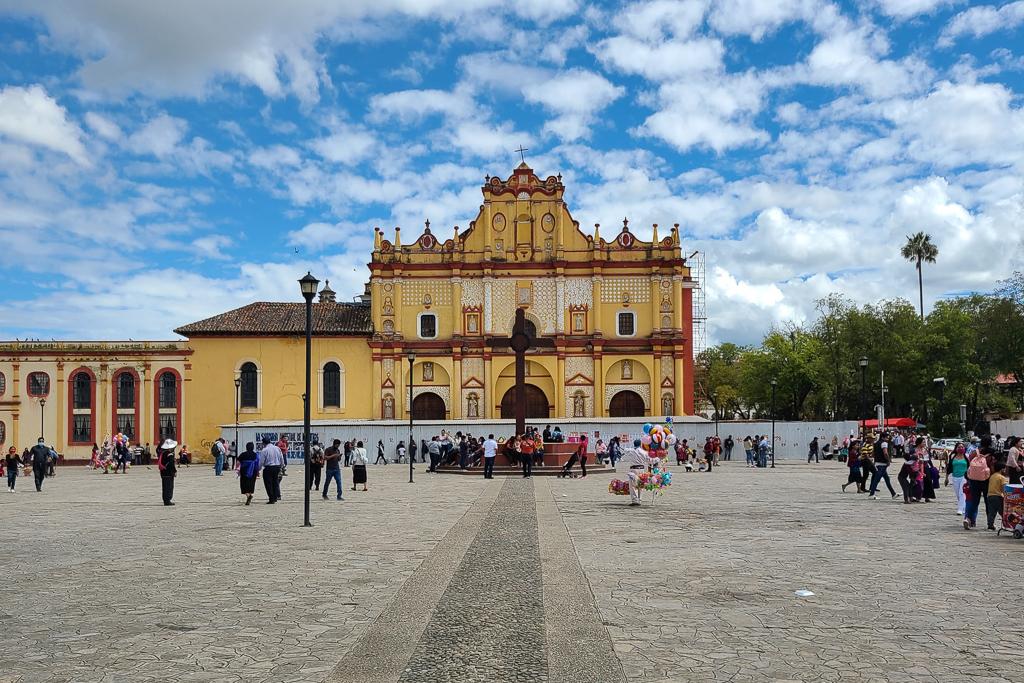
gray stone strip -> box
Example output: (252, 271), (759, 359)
(398, 478), (547, 683)
(324, 479), (503, 683)
(535, 478), (627, 683)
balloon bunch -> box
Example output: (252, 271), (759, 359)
(635, 469), (673, 495)
(640, 417), (678, 460)
(113, 432), (130, 448)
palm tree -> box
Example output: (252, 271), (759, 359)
(901, 232), (939, 319)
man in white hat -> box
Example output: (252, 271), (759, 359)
(622, 438), (658, 506)
(158, 439), (178, 505)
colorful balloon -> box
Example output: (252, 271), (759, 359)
(642, 423), (653, 434)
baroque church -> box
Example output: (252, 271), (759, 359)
(0, 164), (698, 458)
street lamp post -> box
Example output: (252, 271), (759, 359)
(407, 351), (416, 484)
(39, 397), (46, 440)
(859, 357), (868, 441)
(299, 271), (320, 528)
(234, 377), (241, 468)
(933, 377), (946, 437)
(770, 378), (777, 469)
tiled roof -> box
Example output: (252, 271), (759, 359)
(174, 302), (372, 337)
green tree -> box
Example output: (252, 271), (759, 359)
(900, 232), (939, 320)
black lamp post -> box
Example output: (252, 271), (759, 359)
(234, 377), (241, 467)
(39, 397), (46, 440)
(859, 356), (868, 441)
(299, 271), (319, 528)
(407, 350), (416, 484)
(770, 378), (777, 468)
(933, 377), (946, 437)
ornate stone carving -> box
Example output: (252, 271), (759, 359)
(564, 277), (592, 307)
(564, 356), (594, 382)
(605, 383), (650, 409)
(412, 386), (449, 408)
(490, 279), (516, 334)
(401, 279), (451, 306)
(533, 278), (556, 334)
(564, 387), (593, 417)
(660, 355), (673, 383)
(461, 279), (483, 307)
(461, 357), (484, 383)
(601, 276), (650, 304)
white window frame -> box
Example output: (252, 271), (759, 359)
(417, 312), (438, 339)
(235, 359), (262, 413)
(318, 358), (346, 412)
(616, 310), (637, 338)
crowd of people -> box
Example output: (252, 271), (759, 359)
(838, 431), (1023, 531)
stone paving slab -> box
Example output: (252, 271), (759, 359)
(0, 466), (488, 683)
(555, 461), (1024, 682)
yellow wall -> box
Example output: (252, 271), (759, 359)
(185, 336), (373, 453)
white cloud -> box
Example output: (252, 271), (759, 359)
(127, 114), (188, 157)
(368, 88), (477, 124)
(521, 69), (624, 141)
(938, 1), (1024, 46)
(709, 0), (824, 40)
(798, 27), (933, 98)
(595, 35), (724, 80)
(0, 85), (89, 164)
(873, 0), (957, 18)
(614, 0), (709, 39)
(309, 125), (378, 166)
(83, 112), (122, 141)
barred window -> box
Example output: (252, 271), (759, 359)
(323, 362), (341, 408)
(159, 372), (177, 409)
(117, 373), (135, 409)
(28, 372), (49, 397)
(240, 362), (258, 408)
(72, 373), (92, 410)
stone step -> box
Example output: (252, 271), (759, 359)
(435, 465), (618, 477)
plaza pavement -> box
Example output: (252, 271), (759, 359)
(1, 459), (1021, 682)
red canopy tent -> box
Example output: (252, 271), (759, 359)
(859, 417), (918, 428)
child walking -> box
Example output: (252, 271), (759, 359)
(986, 467), (1008, 531)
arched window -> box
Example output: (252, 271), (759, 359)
(0, 419), (6, 445)
(73, 372), (92, 410)
(0, 371), (6, 397)
(69, 369), (95, 444)
(323, 362), (341, 408)
(240, 362), (258, 408)
(27, 372), (49, 397)
(159, 372), (177, 409)
(117, 373), (136, 409)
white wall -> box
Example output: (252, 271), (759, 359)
(220, 418), (859, 462)
(991, 420), (1024, 437)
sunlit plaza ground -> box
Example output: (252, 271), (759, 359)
(2, 460), (1021, 683)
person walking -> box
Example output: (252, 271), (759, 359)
(808, 437), (820, 463)
(623, 439), (656, 506)
(1005, 437), (1021, 485)
(559, 436), (588, 478)
(258, 437), (285, 504)
(841, 439), (862, 493)
(6, 446), (19, 492)
(986, 466), (1008, 531)
(350, 440), (368, 492)
(482, 434), (497, 479)
(963, 440), (994, 530)
(158, 439), (177, 505)
(30, 438), (49, 492)
(944, 443), (969, 516)
(322, 438), (345, 499)
(115, 440), (130, 474)
(228, 440), (237, 471)
(373, 439), (386, 465)
(238, 442), (260, 505)
(867, 434), (898, 499)
(724, 435), (734, 461)
(212, 438), (227, 476)
(309, 439), (324, 491)
(427, 437), (441, 473)
(520, 434), (534, 478)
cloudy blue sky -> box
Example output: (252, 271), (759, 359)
(0, 0), (1021, 345)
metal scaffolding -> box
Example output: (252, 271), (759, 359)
(690, 250), (706, 358)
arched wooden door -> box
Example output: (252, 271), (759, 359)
(412, 392), (446, 420)
(609, 390), (645, 417)
(500, 384), (549, 419)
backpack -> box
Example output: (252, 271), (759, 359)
(211, 443), (220, 457)
(967, 454), (990, 481)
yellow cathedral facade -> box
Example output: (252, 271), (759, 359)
(0, 165), (697, 458)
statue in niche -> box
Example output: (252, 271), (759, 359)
(573, 392), (586, 418)
(467, 393), (479, 418)
(660, 294), (672, 312)
(383, 297), (394, 316)
(383, 320), (395, 334)
(423, 362), (434, 382)
(467, 314), (479, 333)
(382, 395), (395, 419)
(662, 393), (674, 416)
(621, 359), (633, 380)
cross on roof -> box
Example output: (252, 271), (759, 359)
(424, 219), (430, 230)
(515, 145), (529, 163)
(623, 217), (629, 229)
